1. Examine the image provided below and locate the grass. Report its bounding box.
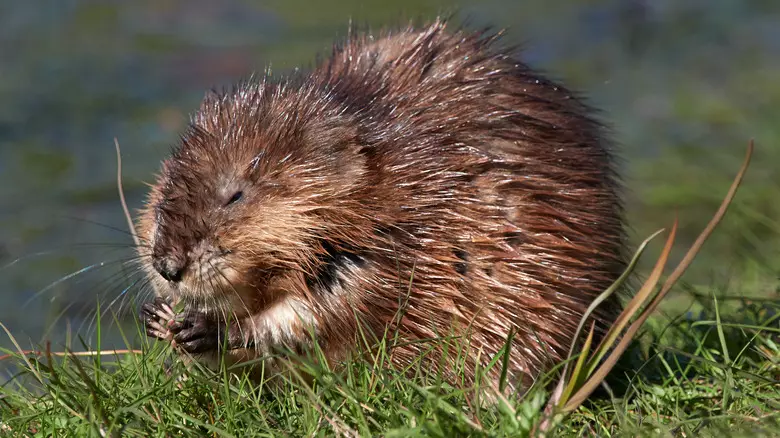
[0,291,776,437]
[0,143,777,437]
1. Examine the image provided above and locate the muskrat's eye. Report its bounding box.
[226,191,243,206]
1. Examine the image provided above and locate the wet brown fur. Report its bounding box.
[137,19,627,392]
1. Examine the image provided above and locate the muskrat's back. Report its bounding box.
[140,19,626,392]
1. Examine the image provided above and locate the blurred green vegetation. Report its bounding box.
[0,0,777,346]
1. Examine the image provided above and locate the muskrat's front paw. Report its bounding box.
[168,312,221,354]
[141,297,176,341]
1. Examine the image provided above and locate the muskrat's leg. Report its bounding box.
[168,312,251,354]
[141,297,177,341]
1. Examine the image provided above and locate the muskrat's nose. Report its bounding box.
[153,257,185,283]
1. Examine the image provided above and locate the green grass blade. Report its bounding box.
[558,322,595,408]
[562,228,663,378]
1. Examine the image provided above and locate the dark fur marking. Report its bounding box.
[307,241,365,294]
[504,231,527,248]
[454,249,469,275]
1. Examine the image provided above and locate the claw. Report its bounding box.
[169,312,222,354]
[141,298,238,354]
[141,298,176,342]
[153,297,176,320]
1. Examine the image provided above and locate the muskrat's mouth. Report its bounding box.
[157,259,255,315]
[187,275,239,295]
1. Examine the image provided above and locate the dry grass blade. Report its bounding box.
[0,349,143,362]
[585,222,677,376]
[657,139,754,297]
[114,137,140,248]
[563,139,754,412]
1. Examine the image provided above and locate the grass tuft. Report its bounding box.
[0,295,777,437]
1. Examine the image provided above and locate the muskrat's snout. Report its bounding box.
[151,233,191,283]
[152,254,187,283]
[149,232,241,299]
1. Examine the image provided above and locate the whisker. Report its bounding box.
[121,277,156,320]
[40,300,77,342]
[2,250,61,270]
[24,254,150,337]
[76,266,149,335]
[66,242,151,250]
[99,276,147,325]
[24,263,108,307]
[204,262,232,349]
[56,215,151,245]
[210,260,254,348]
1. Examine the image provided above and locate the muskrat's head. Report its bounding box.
[137,81,369,314]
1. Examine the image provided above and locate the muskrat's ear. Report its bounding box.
[332,131,367,183]
[307,121,367,184]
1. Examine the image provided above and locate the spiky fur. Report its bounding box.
[137,19,627,392]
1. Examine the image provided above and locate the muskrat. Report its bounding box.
[138,19,627,392]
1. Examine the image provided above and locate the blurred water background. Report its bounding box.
[1,0,778,360]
